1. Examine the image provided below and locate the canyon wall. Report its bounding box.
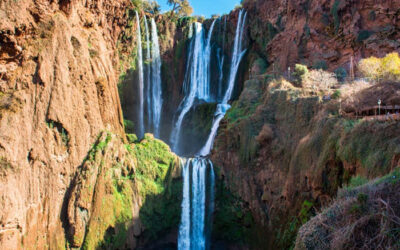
[0,0,130,248]
[243,0,400,73]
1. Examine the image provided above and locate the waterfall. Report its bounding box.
[150,18,163,138]
[198,104,231,156]
[135,11,144,138]
[170,21,216,153]
[144,16,152,132]
[178,159,191,250]
[222,10,247,103]
[198,10,247,157]
[217,17,227,100]
[178,158,215,250]
[178,12,247,249]
[216,48,224,101]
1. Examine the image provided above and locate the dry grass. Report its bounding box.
[295,170,400,250]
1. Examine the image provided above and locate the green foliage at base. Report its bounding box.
[129,134,181,239]
[92,182,135,249]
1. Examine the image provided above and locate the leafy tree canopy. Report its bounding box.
[167,0,193,17]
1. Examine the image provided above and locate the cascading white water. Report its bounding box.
[150,18,163,138]
[198,10,247,157]
[198,104,231,156]
[144,16,152,131]
[170,21,216,153]
[178,11,247,250]
[178,159,191,250]
[135,11,145,138]
[216,48,225,101]
[222,10,247,104]
[178,158,215,250]
[217,17,227,100]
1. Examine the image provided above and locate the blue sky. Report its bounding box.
[156,0,241,17]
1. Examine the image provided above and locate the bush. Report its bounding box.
[332,90,341,99]
[293,64,309,85]
[303,69,338,91]
[124,119,135,134]
[312,60,328,70]
[358,52,400,81]
[334,67,347,82]
[381,52,400,80]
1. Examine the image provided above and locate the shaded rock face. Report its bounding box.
[211,78,400,248]
[0,0,130,248]
[243,0,400,73]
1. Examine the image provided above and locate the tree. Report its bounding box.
[292,64,309,86]
[167,0,193,17]
[358,52,400,82]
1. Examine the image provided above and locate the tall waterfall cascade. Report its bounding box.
[135,11,144,138]
[177,10,247,250]
[135,14,163,139]
[133,11,247,249]
[150,18,163,138]
[199,10,247,157]
[170,20,217,153]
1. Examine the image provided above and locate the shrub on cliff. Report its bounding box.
[293,64,309,86]
[334,67,347,82]
[303,69,338,91]
[358,52,400,82]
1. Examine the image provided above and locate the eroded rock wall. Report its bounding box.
[0,0,129,248]
[243,0,400,73]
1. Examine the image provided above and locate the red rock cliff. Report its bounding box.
[0,0,130,248]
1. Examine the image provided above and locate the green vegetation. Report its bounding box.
[334,67,347,82]
[129,134,181,239]
[331,89,341,99]
[72,132,181,248]
[124,119,135,134]
[312,60,328,70]
[46,120,70,147]
[292,64,309,85]
[347,175,369,188]
[277,200,314,249]
[167,0,193,17]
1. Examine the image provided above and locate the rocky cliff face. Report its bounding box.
[243,0,400,73]
[0,0,130,248]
